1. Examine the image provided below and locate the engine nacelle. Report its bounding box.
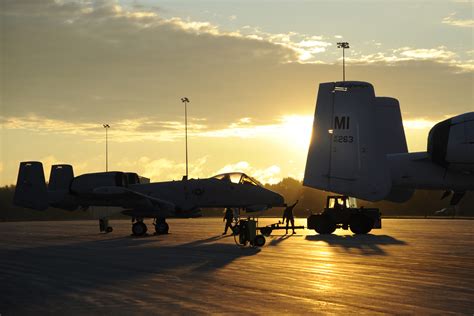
[428,112,474,173]
[70,172,129,195]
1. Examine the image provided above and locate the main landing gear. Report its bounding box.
[131,217,169,236]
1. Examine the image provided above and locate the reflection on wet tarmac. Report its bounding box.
[0,218,472,314]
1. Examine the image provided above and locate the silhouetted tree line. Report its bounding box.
[0,180,472,221]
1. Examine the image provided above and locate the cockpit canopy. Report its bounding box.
[212,172,263,187]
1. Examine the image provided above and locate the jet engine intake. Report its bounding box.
[70,172,128,195]
[427,112,474,173]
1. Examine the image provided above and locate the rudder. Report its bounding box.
[49,164,74,191]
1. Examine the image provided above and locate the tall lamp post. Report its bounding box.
[181,97,190,180]
[103,124,110,172]
[337,42,350,81]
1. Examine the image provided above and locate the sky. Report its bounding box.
[1,0,473,186]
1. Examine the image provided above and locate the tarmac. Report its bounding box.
[0,218,473,315]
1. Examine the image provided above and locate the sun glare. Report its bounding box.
[278,115,314,149]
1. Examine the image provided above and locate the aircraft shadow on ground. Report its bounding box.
[0,234,259,309]
[305,234,407,256]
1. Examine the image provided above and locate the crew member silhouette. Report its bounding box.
[282,200,298,234]
[223,207,234,235]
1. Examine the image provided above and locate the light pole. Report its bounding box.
[337,42,350,81]
[180,97,190,180]
[103,124,110,172]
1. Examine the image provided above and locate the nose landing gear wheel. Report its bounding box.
[132,222,147,236]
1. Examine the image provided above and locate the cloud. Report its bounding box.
[201,115,313,149]
[114,156,281,184]
[1,114,313,149]
[403,118,438,130]
[397,47,456,60]
[346,46,473,72]
[0,115,209,142]
[2,0,472,128]
[2,0,300,120]
[237,28,332,63]
[442,13,474,28]
[115,156,209,181]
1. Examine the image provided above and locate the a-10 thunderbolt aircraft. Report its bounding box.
[14,162,284,236]
[304,81,473,206]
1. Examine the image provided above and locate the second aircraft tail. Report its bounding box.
[303,81,413,202]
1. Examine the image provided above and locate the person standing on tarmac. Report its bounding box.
[223,207,234,235]
[232,207,240,223]
[282,200,299,234]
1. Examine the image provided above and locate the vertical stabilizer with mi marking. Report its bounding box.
[304,81,392,201]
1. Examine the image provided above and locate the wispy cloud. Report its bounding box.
[3,1,471,72]
[115,156,209,181]
[346,46,473,72]
[442,13,474,28]
[403,118,438,130]
[0,115,207,142]
[201,115,313,149]
[1,115,313,147]
[115,156,281,184]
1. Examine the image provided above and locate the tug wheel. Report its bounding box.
[350,214,373,234]
[314,215,336,234]
[253,235,266,247]
[106,226,113,233]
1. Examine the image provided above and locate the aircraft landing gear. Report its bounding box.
[154,218,169,235]
[99,217,113,233]
[132,218,148,236]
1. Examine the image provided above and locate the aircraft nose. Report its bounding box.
[273,192,285,206]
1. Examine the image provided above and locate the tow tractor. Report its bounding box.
[307,195,381,234]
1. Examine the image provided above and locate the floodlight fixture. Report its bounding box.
[337,41,350,81]
[181,97,190,180]
[103,124,110,171]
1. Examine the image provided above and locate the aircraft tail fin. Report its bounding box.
[48,164,74,191]
[303,81,393,201]
[375,97,414,202]
[14,161,49,210]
